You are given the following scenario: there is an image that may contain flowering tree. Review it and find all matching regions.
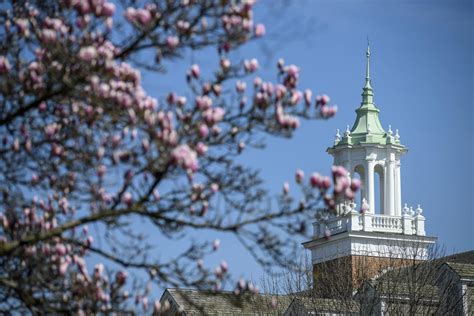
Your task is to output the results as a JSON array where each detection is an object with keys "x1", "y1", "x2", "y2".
[{"x1": 0, "y1": 0, "x2": 348, "y2": 313}]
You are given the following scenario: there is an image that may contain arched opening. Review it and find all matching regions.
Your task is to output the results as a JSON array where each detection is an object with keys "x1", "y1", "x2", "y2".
[
  {"x1": 353, "y1": 165, "x2": 365, "y2": 209},
  {"x1": 374, "y1": 164, "x2": 385, "y2": 214}
]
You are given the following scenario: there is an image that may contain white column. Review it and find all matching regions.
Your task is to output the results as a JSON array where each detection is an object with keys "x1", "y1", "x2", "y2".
[
  {"x1": 395, "y1": 162, "x2": 402, "y2": 216},
  {"x1": 384, "y1": 163, "x2": 390, "y2": 215},
  {"x1": 366, "y1": 160, "x2": 375, "y2": 213},
  {"x1": 388, "y1": 161, "x2": 395, "y2": 216}
]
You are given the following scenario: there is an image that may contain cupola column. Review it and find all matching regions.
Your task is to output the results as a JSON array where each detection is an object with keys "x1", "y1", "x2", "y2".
[
  {"x1": 395, "y1": 162, "x2": 402, "y2": 216},
  {"x1": 366, "y1": 159, "x2": 375, "y2": 213},
  {"x1": 387, "y1": 160, "x2": 395, "y2": 215}
]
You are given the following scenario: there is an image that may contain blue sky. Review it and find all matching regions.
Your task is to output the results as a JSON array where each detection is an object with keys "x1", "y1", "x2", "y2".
[{"x1": 139, "y1": 0, "x2": 473, "y2": 290}]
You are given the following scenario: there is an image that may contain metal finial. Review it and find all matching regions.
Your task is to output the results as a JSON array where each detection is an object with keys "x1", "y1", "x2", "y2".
[
  {"x1": 366, "y1": 38, "x2": 371, "y2": 80},
  {"x1": 344, "y1": 125, "x2": 351, "y2": 137},
  {"x1": 395, "y1": 129, "x2": 400, "y2": 141},
  {"x1": 334, "y1": 129, "x2": 341, "y2": 145},
  {"x1": 388, "y1": 125, "x2": 393, "y2": 135}
]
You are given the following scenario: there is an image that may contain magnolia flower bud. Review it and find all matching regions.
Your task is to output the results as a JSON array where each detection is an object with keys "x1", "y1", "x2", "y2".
[
  {"x1": 350, "y1": 178, "x2": 362, "y2": 191},
  {"x1": 122, "y1": 192, "x2": 133, "y2": 206},
  {"x1": 78, "y1": 46, "x2": 97, "y2": 62},
  {"x1": 295, "y1": 169, "x2": 304, "y2": 184},
  {"x1": 190, "y1": 64, "x2": 200, "y2": 78},
  {"x1": 235, "y1": 80, "x2": 246, "y2": 93},
  {"x1": 199, "y1": 124, "x2": 209, "y2": 138},
  {"x1": 197, "y1": 259, "x2": 204, "y2": 269},
  {"x1": 310, "y1": 173, "x2": 321, "y2": 188},
  {"x1": 255, "y1": 23, "x2": 266, "y2": 37},
  {"x1": 283, "y1": 182, "x2": 289, "y2": 195},
  {"x1": 0, "y1": 56, "x2": 11, "y2": 74},
  {"x1": 166, "y1": 36, "x2": 179, "y2": 50},
  {"x1": 220, "y1": 260, "x2": 228, "y2": 273},
  {"x1": 220, "y1": 58, "x2": 231, "y2": 71},
  {"x1": 212, "y1": 239, "x2": 220, "y2": 251}
]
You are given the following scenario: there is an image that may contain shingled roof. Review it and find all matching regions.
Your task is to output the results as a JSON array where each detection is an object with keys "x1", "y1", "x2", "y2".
[
  {"x1": 159, "y1": 288, "x2": 291, "y2": 315},
  {"x1": 445, "y1": 262, "x2": 474, "y2": 280}
]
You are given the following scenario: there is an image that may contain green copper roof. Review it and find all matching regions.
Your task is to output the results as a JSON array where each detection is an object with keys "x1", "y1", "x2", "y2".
[{"x1": 334, "y1": 44, "x2": 405, "y2": 148}]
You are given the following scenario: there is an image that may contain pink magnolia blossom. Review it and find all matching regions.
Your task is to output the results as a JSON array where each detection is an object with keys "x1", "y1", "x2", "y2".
[
  {"x1": 212, "y1": 84, "x2": 222, "y2": 96},
  {"x1": 254, "y1": 23, "x2": 266, "y2": 37},
  {"x1": 236, "y1": 80, "x2": 246, "y2": 93},
  {"x1": 320, "y1": 105, "x2": 338, "y2": 118},
  {"x1": 41, "y1": 29, "x2": 56, "y2": 43},
  {"x1": 122, "y1": 191, "x2": 133, "y2": 206},
  {"x1": 290, "y1": 90, "x2": 302, "y2": 105},
  {"x1": 310, "y1": 172, "x2": 322, "y2": 188},
  {"x1": 197, "y1": 259, "x2": 204, "y2": 269},
  {"x1": 199, "y1": 124, "x2": 209, "y2": 138},
  {"x1": 195, "y1": 95, "x2": 212, "y2": 110},
  {"x1": 304, "y1": 89, "x2": 312, "y2": 106},
  {"x1": 295, "y1": 169, "x2": 304, "y2": 184},
  {"x1": 78, "y1": 46, "x2": 98, "y2": 62},
  {"x1": 102, "y1": 2, "x2": 116, "y2": 17},
  {"x1": 212, "y1": 239, "x2": 220, "y2": 251},
  {"x1": 15, "y1": 18, "x2": 29, "y2": 36},
  {"x1": 286, "y1": 64, "x2": 299, "y2": 77},
  {"x1": 94, "y1": 263, "x2": 104, "y2": 278},
  {"x1": 351, "y1": 178, "x2": 362, "y2": 191},
  {"x1": 58, "y1": 259, "x2": 69, "y2": 276},
  {"x1": 203, "y1": 107, "x2": 225, "y2": 125},
  {"x1": 214, "y1": 266, "x2": 223, "y2": 279},
  {"x1": 332, "y1": 165, "x2": 347, "y2": 178},
  {"x1": 345, "y1": 188, "x2": 355, "y2": 200},
  {"x1": 275, "y1": 84, "x2": 287, "y2": 100},
  {"x1": 220, "y1": 58, "x2": 231, "y2": 71},
  {"x1": 334, "y1": 177, "x2": 349, "y2": 194},
  {"x1": 211, "y1": 183, "x2": 219, "y2": 193},
  {"x1": 97, "y1": 165, "x2": 106, "y2": 178},
  {"x1": 125, "y1": 8, "x2": 153, "y2": 27},
  {"x1": 253, "y1": 77, "x2": 262, "y2": 89},
  {"x1": 0, "y1": 56, "x2": 11, "y2": 74},
  {"x1": 283, "y1": 182, "x2": 290, "y2": 195},
  {"x1": 171, "y1": 144, "x2": 199, "y2": 172},
  {"x1": 190, "y1": 64, "x2": 200, "y2": 78},
  {"x1": 244, "y1": 58, "x2": 259, "y2": 72},
  {"x1": 116, "y1": 271, "x2": 127, "y2": 285},
  {"x1": 177, "y1": 96, "x2": 187, "y2": 107},
  {"x1": 220, "y1": 260, "x2": 228, "y2": 273},
  {"x1": 166, "y1": 36, "x2": 180, "y2": 50},
  {"x1": 195, "y1": 143, "x2": 208, "y2": 156},
  {"x1": 316, "y1": 94, "x2": 330, "y2": 106}
]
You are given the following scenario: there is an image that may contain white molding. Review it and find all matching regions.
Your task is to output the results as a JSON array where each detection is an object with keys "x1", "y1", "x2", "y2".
[{"x1": 303, "y1": 231, "x2": 437, "y2": 265}]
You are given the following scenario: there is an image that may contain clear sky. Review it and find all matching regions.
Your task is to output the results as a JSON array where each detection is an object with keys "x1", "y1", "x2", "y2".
[{"x1": 142, "y1": 0, "x2": 473, "y2": 290}]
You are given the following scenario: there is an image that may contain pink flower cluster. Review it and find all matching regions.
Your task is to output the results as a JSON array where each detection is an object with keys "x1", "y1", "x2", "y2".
[
  {"x1": 316, "y1": 94, "x2": 338, "y2": 119},
  {"x1": 221, "y1": 0, "x2": 258, "y2": 41},
  {"x1": 276, "y1": 103, "x2": 300, "y2": 129},
  {"x1": 64, "y1": 0, "x2": 116, "y2": 18},
  {"x1": 125, "y1": 5, "x2": 156, "y2": 28},
  {"x1": 171, "y1": 144, "x2": 199, "y2": 173}
]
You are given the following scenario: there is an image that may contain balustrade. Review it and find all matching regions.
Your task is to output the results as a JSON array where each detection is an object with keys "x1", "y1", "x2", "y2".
[{"x1": 314, "y1": 202, "x2": 426, "y2": 237}]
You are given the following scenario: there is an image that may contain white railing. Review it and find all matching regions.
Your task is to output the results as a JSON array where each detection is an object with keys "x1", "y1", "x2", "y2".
[
  {"x1": 313, "y1": 202, "x2": 426, "y2": 238},
  {"x1": 372, "y1": 215, "x2": 403, "y2": 233}
]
